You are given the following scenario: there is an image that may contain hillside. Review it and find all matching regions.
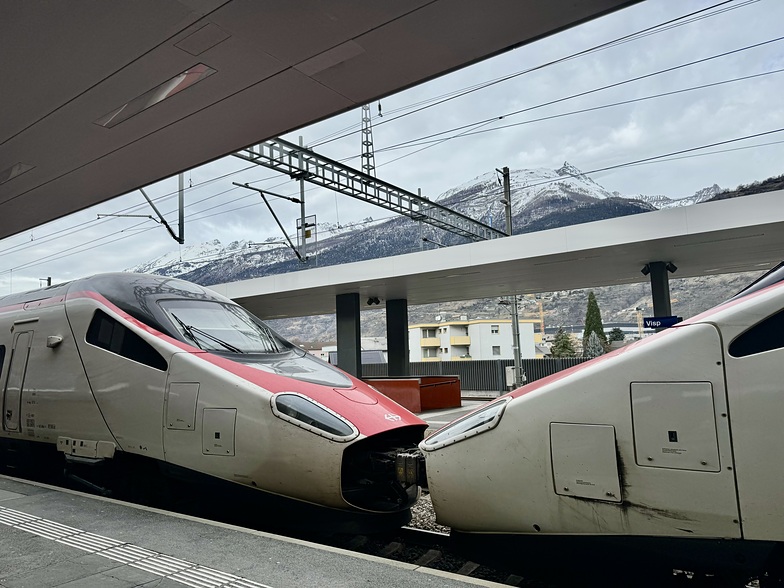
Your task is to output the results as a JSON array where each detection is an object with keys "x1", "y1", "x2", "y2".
[{"x1": 264, "y1": 271, "x2": 759, "y2": 344}]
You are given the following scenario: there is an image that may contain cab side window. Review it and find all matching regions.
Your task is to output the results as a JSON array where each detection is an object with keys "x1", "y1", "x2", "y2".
[
  {"x1": 0, "y1": 345, "x2": 5, "y2": 381},
  {"x1": 729, "y1": 309, "x2": 784, "y2": 358},
  {"x1": 86, "y1": 310, "x2": 167, "y2": 371}
]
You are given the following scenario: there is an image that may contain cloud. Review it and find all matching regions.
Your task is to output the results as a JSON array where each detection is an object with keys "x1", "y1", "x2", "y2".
[{"x1": 610, "y1": 120, "x2": 644, "y2": 148}]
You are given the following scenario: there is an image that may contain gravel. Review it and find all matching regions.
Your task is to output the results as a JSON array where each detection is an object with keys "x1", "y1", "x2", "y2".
[{"x1": 408, "y1": 491, "x2": 450, "y2": 534}]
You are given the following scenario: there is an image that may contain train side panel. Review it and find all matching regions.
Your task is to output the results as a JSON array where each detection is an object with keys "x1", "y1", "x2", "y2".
[
  {"x1": 425, "y1": 322, "x2": 740, "y2": 539},
  {"x1": 0, "y1": 299, "x2": 115, "y2": 448},
  {"x1": 162, "y1": 351, "x2": 346, "y2": 508}
]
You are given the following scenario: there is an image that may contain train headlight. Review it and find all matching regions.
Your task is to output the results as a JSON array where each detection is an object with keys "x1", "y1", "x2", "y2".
[
  {"x1": 272, "y1": 393, "x2": 359, "y2": 442},
  {"x1": 420, "y1": 398, "x2": 510, "y2": 451}
]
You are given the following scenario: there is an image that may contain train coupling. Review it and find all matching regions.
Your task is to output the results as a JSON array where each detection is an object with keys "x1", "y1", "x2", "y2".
[{"x1": 395, "y1": 449, "x2": 428, "y2": 490}]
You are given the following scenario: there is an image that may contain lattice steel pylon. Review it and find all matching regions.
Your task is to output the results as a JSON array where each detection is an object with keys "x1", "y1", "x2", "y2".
[{"x1": 360, "y1": 104, "x2": 376, "y2": 177}]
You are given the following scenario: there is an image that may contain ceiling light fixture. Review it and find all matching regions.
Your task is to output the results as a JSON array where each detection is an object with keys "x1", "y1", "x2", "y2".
[
  {"x1": 0, "y1": 162, "x2": 35, "y2": 185},
  {"x1": 95, "y1": 63, "x2": 216, "y2": 128}
]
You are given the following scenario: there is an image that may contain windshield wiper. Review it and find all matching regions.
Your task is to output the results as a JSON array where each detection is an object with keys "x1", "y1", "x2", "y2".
[
  {"x1": 171, "y1": 313, "x2": 244, "y2": 353},
  {"x1": 257, "y1": 323, "x2": 281, "y2": 353},
  {"x1": 171, "y1": 313, "x2": 202, "y2": 349}
]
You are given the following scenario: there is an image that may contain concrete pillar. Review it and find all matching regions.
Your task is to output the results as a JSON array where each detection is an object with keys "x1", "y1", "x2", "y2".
[
  {"x1": 336, "y1": 293, "x2": 362, "y2": 378},
  {"x1": 386, "y1": 298, "x2": 410, "y2": 377}
]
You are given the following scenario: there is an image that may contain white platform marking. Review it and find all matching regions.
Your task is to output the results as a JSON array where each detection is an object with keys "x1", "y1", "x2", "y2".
[{"x1": 0, "y1": 505, "x2": 273, "y2": 588}]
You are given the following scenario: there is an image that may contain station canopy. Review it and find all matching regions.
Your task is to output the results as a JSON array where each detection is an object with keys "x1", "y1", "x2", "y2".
[{"x1": 0, "y1": 0, "x2": 637, "y2": 242}]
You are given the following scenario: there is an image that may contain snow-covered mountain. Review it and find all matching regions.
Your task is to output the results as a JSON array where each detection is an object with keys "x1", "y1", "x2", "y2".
[
  {"x1": 437, "y1": 161, "x2": 617, "y2": 224},
  {"x1": 127, "y1": 162, "x2": 725, "y2": 282},
  {"x1": 625, "y1": 184, "x2": 722, "y2": 209},
  {"x1": 131, "y1": 239, "x2": 250, "y2": 277}
]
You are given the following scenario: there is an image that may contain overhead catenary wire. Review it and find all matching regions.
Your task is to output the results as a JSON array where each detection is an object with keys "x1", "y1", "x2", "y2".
[
  {"x1": 0, "y1": 162, "x2": 264, "y2": 259},
  {"x1": 5, "y1": 90, "x2": 781, "y2": 276},
  {"x1": 0, "y1": 167, "x2": 294, "y2": 260},
  {"x1": 350, "y1": 34, "x2": 784, "y2": 171},
  {"x1": 3, "y1": 124, "x2": 783, "y2": 278},
  {"x1": 313, "y1": 31, "x2": 784, "y2": 170},
  {"x1": 309, "y1": 0, "x2": 759, "y2": 148},
  {"x1": 0, "y1": 0, "x2": 759, "y2": 261},
  {"x1": 534, "y1": 127, "x2": 784, "y2": 187},
  {"x1": 3, "y1": 90, "x2": 777, "y2": 277},
  {"x1": 481, "y1": 127, "x2": 784, "y2": 199},
  {"x1": 375, "y1": 67, "x2": 784, "y2": 153},
  {"x1": 0, "y1": 157, "x2": 333, "y2": 262},
  {"x1": 1, "y1": 205, "x2": 401, "y2": 276}
]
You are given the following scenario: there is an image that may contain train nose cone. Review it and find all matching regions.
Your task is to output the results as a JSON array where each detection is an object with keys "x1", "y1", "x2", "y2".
[{"x1": 334, "y1": 387, "x2": 378, "y2": 405}]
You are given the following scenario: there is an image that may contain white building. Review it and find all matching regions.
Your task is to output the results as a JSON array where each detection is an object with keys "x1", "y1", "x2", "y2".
[
  {"x1": 409, "y1": 318, "x2": 537, "y2": 361},
  {"x1": 318, "y1": 337, "x2": 388, "y2": 364}
]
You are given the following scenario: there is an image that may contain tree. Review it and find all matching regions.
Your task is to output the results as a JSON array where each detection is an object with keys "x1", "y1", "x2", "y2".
[
  {"x1": 608, "y1": 327, "x2": 625, "y2": 343},
  {"x1": 551, "y1": 328, "x2": 576, "y2": 358},
  {"x1": 583, "y1": 291, "x2": 607, "y2": 350},
  {"x1": 584, "y1": 331, "x2": 605, "y2": 358}
]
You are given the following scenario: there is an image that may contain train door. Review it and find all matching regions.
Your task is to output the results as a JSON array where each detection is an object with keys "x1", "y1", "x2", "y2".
[{"x1": 2, "y1": 331, "x2": 33, "y2": 432}]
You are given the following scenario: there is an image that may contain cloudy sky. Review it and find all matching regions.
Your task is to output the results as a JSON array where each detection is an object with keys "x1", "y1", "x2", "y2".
[{"x1": 2, "y1": 0, "x2": 782, "y2": 294}]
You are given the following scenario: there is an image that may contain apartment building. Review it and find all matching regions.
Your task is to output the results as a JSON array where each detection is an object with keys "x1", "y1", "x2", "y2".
[{"x1": 409, "y1": 318, "x2": 537, "y2": 361}]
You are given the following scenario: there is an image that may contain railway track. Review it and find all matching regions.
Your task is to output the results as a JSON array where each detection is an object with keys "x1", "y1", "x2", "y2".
[
  {"x1": 322, "y1": 526, "x2": 530, "y2": 586},
  {"x1": 322, "y1": 525, "x2": 774, "y2": 587}
]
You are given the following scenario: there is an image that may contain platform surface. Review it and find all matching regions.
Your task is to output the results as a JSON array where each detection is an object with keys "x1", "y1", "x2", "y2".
[
  {"x1": 0, "y1": 476, "x2": 498, "y2": 588},
  {"x1": 420, "y1": 400, "x2": 487, "y2": 435}
]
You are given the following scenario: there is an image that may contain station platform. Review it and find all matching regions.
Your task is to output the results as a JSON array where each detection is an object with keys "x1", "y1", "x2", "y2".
[
  {"x1": 0, "y1": 475, "x2": 500, "y2": 588},
  {"x1": 419, "y1": 399, "x2": 488, "y2": 435}
]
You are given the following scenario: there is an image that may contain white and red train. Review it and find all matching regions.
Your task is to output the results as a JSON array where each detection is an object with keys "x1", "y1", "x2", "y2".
[
  {"x1": 0, "y1": 273, "x2": 426, "y2": 531},
  {"x1": 419, "y1": 262, "x2": 784, "y2": 580}
]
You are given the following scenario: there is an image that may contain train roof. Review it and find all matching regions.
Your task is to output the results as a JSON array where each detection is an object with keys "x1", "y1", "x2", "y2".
[
  {"x1": 0, "y1": 280, "x2": 74, "y2": 307},
  {"x1": 729, "y1": 261, "x2": 784, "y2": 301},
  {"x1": 0, "y1": 273, "x2": 233, "y2": 339},
  {"x1": 0, "y1": 272, "x2": 226, "y2": 305},
  {"x1": 71, "y1": 272, "x2": 228, "y2": 302}
]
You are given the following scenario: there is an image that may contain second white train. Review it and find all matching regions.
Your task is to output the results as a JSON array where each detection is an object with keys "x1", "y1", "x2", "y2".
[{"x1": 418, "y1": 263, "x2": 784, "y2": 580}]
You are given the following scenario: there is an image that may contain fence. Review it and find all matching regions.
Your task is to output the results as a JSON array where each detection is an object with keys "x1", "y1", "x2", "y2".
[{"x1": 361, "y1": 357, "x2": 589, "y2": 392}]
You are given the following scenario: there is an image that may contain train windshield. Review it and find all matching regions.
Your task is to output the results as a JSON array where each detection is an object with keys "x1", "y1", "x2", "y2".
[
  {"x1": 160, "y1": 299, "x2": 290, "y2": 354},
  {"x1": 159, "y1": 298, "x2": 354, "y2": 387}
]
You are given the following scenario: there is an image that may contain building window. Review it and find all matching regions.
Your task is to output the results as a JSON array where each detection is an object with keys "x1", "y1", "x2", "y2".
[
  {"x1": 441, "y1": 347, "x2": 448, "y2": 354},
  {"x1": 423, "y1": 348, "x2": 438, "y2": 358},
  {"x1": 422, "y1": 328, "x2": 436, "y2": 338},
  {"x1": 492, "y1": 346, "x2": 501, "y2": 356},
  {"x1": 491, "y1": 325, "x2": 499, "y2": 334}
]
